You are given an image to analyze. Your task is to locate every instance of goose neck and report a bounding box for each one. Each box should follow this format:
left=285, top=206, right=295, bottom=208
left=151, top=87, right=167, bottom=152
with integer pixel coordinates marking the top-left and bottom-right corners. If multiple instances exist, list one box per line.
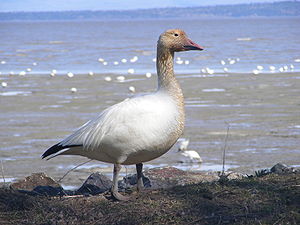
left=156, top=47, right=177, bottom=91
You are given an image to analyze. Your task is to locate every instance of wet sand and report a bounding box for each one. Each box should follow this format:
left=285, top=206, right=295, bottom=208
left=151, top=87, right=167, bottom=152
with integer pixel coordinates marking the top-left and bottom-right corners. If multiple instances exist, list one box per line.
left=1, top=71, right=299, bottom=188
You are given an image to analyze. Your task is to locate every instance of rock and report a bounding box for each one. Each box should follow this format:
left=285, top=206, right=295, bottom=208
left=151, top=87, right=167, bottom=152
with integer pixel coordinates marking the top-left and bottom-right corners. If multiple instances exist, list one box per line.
left=10, top=173, right=61, bottom=191
left=271, top=163, right=298, bottom=174
left=119, top=167, right=221, bottom=190
left=118, top=174, right=151, bottom=191
left=77, top=172, right=112, bottom=195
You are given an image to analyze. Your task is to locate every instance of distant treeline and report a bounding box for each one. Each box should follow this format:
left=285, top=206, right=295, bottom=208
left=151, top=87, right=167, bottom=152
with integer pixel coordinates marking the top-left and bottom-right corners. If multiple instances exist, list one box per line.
left=1, top=1, right=300, bottom=21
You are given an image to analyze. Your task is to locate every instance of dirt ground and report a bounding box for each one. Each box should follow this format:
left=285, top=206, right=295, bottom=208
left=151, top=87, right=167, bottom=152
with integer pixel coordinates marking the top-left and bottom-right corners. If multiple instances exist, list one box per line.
left=0, top=173, right=299, bottom=225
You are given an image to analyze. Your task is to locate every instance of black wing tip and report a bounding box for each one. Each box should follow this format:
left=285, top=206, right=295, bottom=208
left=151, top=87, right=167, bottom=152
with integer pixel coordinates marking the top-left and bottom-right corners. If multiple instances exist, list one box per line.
left=42, top=143, right=82, bottom=159
left=42, top=143, right=63, bottom=159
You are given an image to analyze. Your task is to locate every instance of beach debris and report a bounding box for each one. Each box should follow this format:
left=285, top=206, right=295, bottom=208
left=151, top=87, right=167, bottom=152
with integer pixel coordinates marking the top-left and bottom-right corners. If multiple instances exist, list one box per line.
left=67, top=72, right=74, bottom=78
left=206, top=68, right=214, bottom=75
left=145, top=72, right=152, bottom=78
left=19, top=71, right=26, bottom=76
left=104, top=76, right=112, bottom=82
left=236, top=37, right=252, bottom=41
left=176, top=59, right=183, bottom=64
left=201, top=68, right=207, bottom=73
left=116, top=75, right=125, bottom=82
left=128, top=86, right=136, bottom=93
left=127, top=68, right=135, bottom=74
left=130, top=56, right=138, bottom=63
left=229, top=59, right=236, bottom=65
left=256, top=65, right=264, bottom=70
left=294, top=58, right=300, bottom=62
left=77, top=172, right=112, bottom=195
left=270, top=163, right=298, bottom=174
left=70, top=87, right=77, bottom=93
left=1, top=82, right=7, bottom=88
left=269, top=66, right=276, bottom=71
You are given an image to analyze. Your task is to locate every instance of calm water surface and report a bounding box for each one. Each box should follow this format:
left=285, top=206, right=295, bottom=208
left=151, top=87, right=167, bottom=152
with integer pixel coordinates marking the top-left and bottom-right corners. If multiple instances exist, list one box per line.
left=0, top=18, right=299, bottom=188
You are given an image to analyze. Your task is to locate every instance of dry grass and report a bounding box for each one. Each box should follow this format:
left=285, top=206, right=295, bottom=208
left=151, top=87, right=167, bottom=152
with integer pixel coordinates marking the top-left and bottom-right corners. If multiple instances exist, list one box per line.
left=0, top=173, right=299, bottom=225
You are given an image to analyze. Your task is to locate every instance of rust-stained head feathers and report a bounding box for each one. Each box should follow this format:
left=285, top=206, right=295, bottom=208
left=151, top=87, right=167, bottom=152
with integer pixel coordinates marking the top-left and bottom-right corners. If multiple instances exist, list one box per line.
left=158, top=29, right=204, bottom=52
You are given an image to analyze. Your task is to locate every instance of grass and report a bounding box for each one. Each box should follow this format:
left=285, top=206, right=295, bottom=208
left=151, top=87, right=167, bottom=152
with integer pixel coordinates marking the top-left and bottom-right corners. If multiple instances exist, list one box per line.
left=0, top=173, right=299, bottom=225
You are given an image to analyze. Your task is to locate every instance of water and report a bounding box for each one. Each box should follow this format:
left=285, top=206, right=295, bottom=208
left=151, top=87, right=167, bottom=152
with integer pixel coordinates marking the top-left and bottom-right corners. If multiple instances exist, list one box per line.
left=0, top=18, right=300, bottom=187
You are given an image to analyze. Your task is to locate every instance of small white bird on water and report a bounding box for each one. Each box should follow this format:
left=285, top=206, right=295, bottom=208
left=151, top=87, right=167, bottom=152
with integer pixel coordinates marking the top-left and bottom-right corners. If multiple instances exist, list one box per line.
left=177, top=138, right=202, bottom=163
left=42, top=29, right=204, bottom=200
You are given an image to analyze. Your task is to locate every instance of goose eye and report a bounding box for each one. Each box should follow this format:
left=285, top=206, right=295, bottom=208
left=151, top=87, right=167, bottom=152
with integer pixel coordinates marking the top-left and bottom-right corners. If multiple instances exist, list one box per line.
left=174, top=33, right=179, bottom=37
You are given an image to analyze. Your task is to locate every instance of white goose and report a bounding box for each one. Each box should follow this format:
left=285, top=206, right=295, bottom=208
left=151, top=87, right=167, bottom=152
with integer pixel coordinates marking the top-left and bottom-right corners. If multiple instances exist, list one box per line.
left=42, top=29, right=204, bottom=200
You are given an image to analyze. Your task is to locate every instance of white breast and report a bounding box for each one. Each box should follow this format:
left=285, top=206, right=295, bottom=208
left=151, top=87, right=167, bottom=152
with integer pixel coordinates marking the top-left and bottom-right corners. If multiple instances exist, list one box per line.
left=60, top=91, right=180, bottom=164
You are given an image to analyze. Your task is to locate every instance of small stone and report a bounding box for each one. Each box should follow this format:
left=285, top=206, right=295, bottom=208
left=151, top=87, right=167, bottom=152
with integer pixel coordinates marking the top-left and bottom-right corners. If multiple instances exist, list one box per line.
left=10, top=172, right=60, bottom=191
left=270, top=163, right=296, bottom=174
left=76, top=172, right=112, bottom=195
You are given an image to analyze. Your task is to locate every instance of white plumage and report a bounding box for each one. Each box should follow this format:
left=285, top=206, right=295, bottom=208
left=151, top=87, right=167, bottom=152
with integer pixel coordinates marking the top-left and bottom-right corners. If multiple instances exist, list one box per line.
left=56, top=92, right=179, bottom=165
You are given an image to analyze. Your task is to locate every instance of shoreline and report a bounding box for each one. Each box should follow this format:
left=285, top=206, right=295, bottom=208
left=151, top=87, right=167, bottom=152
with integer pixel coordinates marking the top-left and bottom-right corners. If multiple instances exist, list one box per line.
left=0, top=163, right=299, bottom=224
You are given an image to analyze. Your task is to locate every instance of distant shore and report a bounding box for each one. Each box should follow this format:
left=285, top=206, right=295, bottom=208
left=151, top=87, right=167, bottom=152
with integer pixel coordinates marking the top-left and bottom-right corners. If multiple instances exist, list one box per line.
left=1, top=2, right=300, bottom=21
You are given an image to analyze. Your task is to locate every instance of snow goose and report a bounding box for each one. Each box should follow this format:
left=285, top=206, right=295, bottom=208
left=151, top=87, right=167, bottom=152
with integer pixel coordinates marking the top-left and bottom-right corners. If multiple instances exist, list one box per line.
left=42, top=29, right=204, bottom=200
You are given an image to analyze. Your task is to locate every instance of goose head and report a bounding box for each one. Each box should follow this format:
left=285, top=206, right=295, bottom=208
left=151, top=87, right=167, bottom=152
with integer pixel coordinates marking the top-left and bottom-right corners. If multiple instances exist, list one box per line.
left=158, top=29, right=204, bottom=52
